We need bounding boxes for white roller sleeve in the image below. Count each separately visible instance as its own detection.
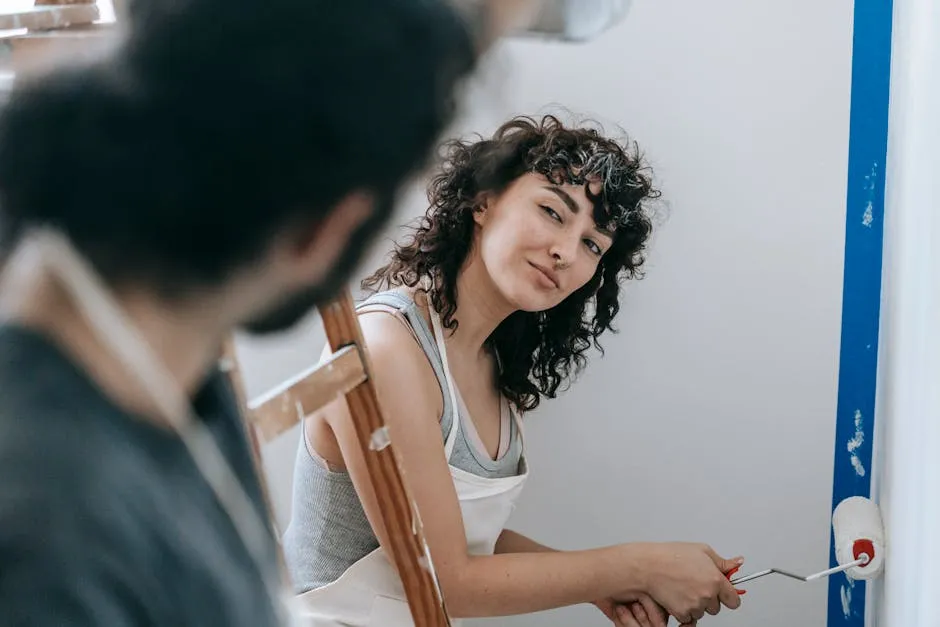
[832,496,886,580]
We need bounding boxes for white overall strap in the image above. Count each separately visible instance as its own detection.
[509,405,526,454]
[428,303,461,460]
[492,345,525,458]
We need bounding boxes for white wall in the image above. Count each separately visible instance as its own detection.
[235,2,858,625]
[871,0,940,625]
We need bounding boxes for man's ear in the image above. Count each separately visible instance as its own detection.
[284,190,376,285]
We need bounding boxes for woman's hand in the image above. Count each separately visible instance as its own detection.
[593,595,669,627]
[596,597,717,627]
[635,542,744,624]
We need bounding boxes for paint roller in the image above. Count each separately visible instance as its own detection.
[730,496,886,586]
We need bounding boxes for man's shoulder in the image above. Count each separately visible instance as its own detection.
[0,324,153,530]
[0,326,280,626]
[0,385,139,537]
[0,324,102,425]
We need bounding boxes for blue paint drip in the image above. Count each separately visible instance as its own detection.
[828,1,894,625]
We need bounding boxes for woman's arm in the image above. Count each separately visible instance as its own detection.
[320,312,741,621]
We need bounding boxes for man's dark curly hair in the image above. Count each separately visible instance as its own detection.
[0,0,474,296]
[363,114,660,412]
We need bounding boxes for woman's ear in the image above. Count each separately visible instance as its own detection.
[472,192,492,226]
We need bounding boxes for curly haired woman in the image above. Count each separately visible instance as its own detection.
[283,115,745,627]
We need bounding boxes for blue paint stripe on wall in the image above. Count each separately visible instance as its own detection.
[827,1,894,625]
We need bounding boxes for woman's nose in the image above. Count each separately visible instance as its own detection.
[549,233,580,267]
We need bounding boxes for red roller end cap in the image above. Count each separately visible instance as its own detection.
[853,539,875,566]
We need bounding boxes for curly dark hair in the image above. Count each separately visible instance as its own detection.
[363,114,660,412]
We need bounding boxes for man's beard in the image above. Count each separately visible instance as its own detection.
[240,198,392,336]
[239,274,345,335]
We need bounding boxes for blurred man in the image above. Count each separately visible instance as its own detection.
[0,1,476,624]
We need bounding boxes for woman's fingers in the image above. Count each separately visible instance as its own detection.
[705,596,721,616]
[637,595,668,627]
[615,604,644,627]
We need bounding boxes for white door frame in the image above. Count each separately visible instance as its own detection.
[870,0,940,625]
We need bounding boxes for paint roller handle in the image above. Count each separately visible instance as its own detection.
[723,565,747,596]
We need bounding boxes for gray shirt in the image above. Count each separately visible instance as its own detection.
[0,324,280,626]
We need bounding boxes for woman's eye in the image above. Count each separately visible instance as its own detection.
[540,205,562,222]
[584,239,602,255]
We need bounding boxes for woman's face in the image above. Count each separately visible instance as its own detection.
[474,172,613,312]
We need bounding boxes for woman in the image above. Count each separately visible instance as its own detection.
[283,115,744,627]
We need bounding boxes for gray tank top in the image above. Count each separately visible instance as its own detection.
[282,290,524,593]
